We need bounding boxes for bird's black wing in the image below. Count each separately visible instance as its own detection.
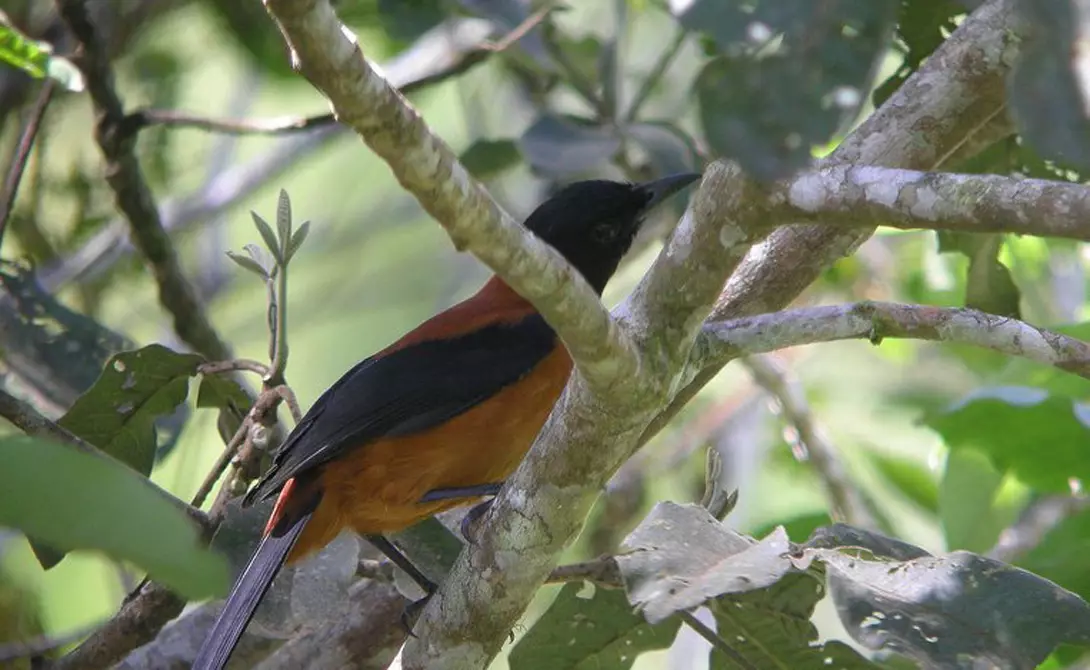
[245,314,556,504]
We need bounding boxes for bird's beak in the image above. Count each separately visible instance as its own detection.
[639,172,702,210]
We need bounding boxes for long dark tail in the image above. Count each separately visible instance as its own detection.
[192,499,318,670]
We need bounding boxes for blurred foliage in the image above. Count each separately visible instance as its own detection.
[0,0,1089,668]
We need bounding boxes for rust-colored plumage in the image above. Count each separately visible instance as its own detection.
[193,173,700,670]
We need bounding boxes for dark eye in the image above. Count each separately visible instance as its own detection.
[591,223,618,243]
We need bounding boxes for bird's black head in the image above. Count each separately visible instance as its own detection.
[522,173,701,293]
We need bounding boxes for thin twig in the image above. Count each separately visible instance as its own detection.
[56,0,232,362]
[0,80,55,249]
[677,610,757,670]
[743,355,878,529]
[121,109,334,137]
[988,494,1090,563]
[624,26,686,122]
[197,359,271,376]
[271,384,302,423]
[190,420,249,510]
[482,3,554,52]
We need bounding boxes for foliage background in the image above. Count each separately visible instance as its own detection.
[1,0,1087,667]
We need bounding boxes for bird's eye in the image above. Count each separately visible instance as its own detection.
[591,223,619,243]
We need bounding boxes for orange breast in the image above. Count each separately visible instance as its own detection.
[288,345,572,560]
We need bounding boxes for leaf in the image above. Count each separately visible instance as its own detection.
[1008,1,1090,170]
[937,232,1021,318]
[459,139,521,180]
[1017,505,1090,603]
[0,22,48,77]
[866,451,940,514]
[285,221,311,263]
[872,0,963,105]
[707,581,876,670]
[939,449,1026,553]
[623,122,701,178]
[226,250,269,278]
[251,212,282,265]
[804,524,931,561]
[808,548,1090,669]
[616,503,797,624]
[925,386,1090,493]
[0,262,133,408]
[686,0,898,180]
[518,114,621,175]
[509,582,681,670]
[0,436,229,599]
[196,375,253,413]
[275,189,292,253]
[58,344,203,477]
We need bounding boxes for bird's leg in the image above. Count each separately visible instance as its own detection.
[365,534,437,635]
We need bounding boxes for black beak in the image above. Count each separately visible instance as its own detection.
[639,172,702,210]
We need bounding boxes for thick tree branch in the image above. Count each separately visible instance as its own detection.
[263,0,639,389]
[643,0,1024,445]
[782,165,1090,241]
[696,302,1090,381]
[55,0,232,362]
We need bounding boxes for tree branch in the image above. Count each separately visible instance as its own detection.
[695,302,1090,381]
[642,0,1024,447]
[781,165,1090,241]
[263,0,639,390]
[54,0,232,362]
[0,79,54,250]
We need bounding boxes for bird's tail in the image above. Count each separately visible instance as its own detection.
[193,488,320,670]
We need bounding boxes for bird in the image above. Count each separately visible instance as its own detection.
[192,172,701,670]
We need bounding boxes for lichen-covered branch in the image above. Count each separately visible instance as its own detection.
[644,0,1024,445]
[696,302,1090,381]
[262,0,638,388]
[782,165,1090,241]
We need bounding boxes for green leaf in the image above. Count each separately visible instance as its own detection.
[867,451,940,513]
[707,579,876,669]
[58,344,203,476]
[196,375,253,413]
[0,436,229,599]
[226,250,269,278]
[809,547,1090,668]
[0,23,48,77]
[937,232,1021,318]
[1009,1,1090,170]
[939,449,1026,553]
[926,386,1090,493]
[1018,505,1090,603]
[459,139,521,180]
[275,189,292,253]
[518,114,621,175]
[251,212,282,265]
[0,23,83,91]
[285,221,311,263]
[509,582,681,669]
[686,0,898,180]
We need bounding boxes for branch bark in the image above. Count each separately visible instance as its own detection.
[263,0,638,390]
[696,302,1090,381]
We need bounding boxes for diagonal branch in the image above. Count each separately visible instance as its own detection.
[55,0,232,362]
[263,0,639,389]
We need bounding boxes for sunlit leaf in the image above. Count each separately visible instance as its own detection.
[0,436,229,599]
